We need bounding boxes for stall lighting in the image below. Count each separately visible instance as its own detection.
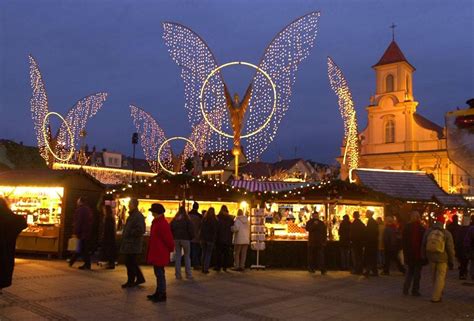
[0,186,64,198]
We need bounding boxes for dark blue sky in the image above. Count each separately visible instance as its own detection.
[1,0,472,164]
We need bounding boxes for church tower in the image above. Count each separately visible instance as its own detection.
[360,40,421,155]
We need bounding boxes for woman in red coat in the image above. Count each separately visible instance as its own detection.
[146,203,174,302]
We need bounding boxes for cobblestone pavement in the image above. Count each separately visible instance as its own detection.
[0,258,473,321]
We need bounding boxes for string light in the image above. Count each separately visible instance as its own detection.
[162,12,320,163]
[327,56,359,170]
[130,104,211,173]
[130,105,170,173]
[29,55,107,164]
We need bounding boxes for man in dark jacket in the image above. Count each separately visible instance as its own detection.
[457,216,470,280]
[338,215,351,271]
[215,205,234,271]
[402,211,425,296]
[0,197,27,292]
[189,202,203,269]
[350,211,365,275]
[120,198,146,288]
[382,216,405,275]
[364,210,379,277]
[306,212,327,274]
[69,197,94,270]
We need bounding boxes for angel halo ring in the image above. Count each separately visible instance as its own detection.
[157,136,197,175]
[199,61,277,139]
[42,112,75,162]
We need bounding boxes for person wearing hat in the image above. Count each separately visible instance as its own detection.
[147,203,174,302]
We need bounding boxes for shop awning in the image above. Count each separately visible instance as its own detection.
[352,169,469,208]
[230,180,311,192]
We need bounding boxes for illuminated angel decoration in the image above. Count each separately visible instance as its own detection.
[162,11,320,164]
[327,56,359,170]
[130,105,209,174]
[29,55,108,165]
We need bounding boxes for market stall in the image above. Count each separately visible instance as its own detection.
[109,174,253,232]
[0,169,104,256]
[256,180,392,268]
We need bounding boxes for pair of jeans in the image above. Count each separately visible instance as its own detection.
[308,246,326,272]
[70,239,91,268]
[174,239,192,278]
[215,243,231,270]
[153,266,166,295]
[383,250,405,274]
[351,244,364,274]
[340,246,351,270]
[201,241,214,272]
[364,246,378,275]
[430,262,447,301]
[124,254,145,284]
[190,242,202,268]
[233,244,248,269]
[403,263,422,294]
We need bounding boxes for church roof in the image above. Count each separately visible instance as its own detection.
[413,113,444,138]
[373,41,415,70]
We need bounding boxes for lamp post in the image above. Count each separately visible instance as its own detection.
[132,132,138,183]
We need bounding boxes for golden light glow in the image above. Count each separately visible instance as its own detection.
[157,136,197,175]
[52,162,156,176]
[327,56,359,171]
[42,112,75,162]
[199,61,277,139]
[0,186,64,198]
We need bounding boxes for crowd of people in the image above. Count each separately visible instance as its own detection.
[70,198,250,302]
[2,194,474,306]
[317,209,474,303]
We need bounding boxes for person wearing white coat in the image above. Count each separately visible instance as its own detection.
[232,209,250,271]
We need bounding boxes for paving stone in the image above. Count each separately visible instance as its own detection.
[1,258,473,321]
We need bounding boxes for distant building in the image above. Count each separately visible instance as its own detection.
[338,39,473,196]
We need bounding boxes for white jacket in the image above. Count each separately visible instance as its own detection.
[232,216,250,245]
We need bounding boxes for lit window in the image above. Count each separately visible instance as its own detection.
[386,74,394,92]
[385,120,395,143]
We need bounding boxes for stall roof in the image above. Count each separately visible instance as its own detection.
[0,169,103,188]
[230,180,312,192]
[111,174,250,203]
[267,179,392,205]
[352,169,469,207]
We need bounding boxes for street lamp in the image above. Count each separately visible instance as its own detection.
[132,132,139,183]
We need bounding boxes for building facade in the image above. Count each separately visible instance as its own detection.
[340,40,473,196]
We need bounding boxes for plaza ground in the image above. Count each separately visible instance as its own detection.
[0,258,473,321]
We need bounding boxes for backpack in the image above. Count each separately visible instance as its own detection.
[426,229,445,253]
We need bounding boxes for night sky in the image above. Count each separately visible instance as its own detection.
[0,0,472,164]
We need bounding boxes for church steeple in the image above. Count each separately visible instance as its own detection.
[373,40,415,70]
[372,40,415,105]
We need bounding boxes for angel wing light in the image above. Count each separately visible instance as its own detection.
[327,56,359,170]
[130,105,208,174]
[162,12,320,163]
[29,55,108,165]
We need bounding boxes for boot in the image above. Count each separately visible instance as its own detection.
[151,293,167,302]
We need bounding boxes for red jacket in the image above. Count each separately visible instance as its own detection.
[147,215,174,267]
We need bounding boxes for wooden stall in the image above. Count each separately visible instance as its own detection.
[0,169,104,256]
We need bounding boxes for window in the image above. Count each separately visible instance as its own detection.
[386,74,394,92]
[385,119,395,143]
[406,75,410,93]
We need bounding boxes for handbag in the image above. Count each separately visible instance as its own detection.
[67,236,80,252]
